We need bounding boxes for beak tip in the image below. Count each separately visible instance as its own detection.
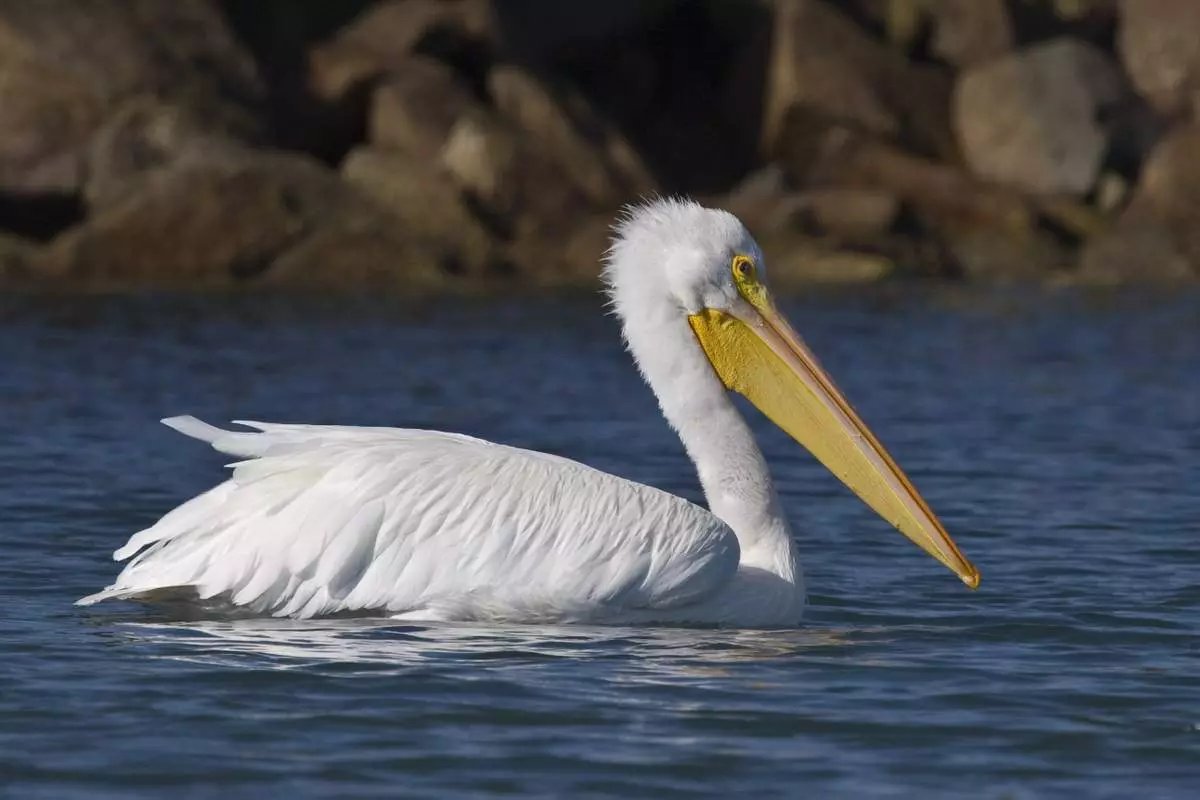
[959,569,981,590]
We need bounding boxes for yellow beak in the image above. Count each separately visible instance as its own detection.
[688,296,980,589]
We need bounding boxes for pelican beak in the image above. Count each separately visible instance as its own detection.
[688,293,980,589]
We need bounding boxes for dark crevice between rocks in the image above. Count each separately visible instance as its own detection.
[1006,0,1118,50]
[462,191,515,242]
[218,0,379,165]
[548,0,767,196]
[413,24,496,104]
[0,192,86,242]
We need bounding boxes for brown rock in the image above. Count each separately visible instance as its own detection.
[727,166,899,241]
[723,165,793,235]
[509,214,613,288]
[954,38,1127,195]
[759,233,894,286]
[437,82,647,273]
[762,0,956,160]
[1114,125,1200,271]
[942,230,1069,282]
[310,0,492,105]
[263,216,459,291]
[341,145,495,277]
[488,66,655,207]
[787,188,900,239]
[1077,218,1193,283]
[0,0,262,199]
[368,57,481,160]
[1118,0,1200,116]
[41,148,455,289]
[83,100,250,211]
[0,230,39,283]
[439,112,526,218]
[803,129,1035,238]
[925,0,1014,67]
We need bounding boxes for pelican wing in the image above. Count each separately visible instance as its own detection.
[78,417,739,621]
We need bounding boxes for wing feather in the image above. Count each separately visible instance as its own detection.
[79,417,739,621]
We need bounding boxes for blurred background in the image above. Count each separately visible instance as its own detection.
[2,0,1198,293]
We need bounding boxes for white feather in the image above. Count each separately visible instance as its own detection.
[79,199,808,626]
[80,420,744,622]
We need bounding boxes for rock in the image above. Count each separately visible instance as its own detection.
[723,165,791,235]
[368,57,481,160]
[801,128,1036,238]
[434,68,656,276]
[1074,124,1200,282]
[1118,0,1200,116]
[82,100,250,211]
[439,112,525,219]
[488,66,655,207]
[263,216,465,291]
[925,0,1014,67]
[1114,125,1200,270]
[759,233,894,286]
[728,166,899,240]
[942,230,1070,281]
[509,214,614,288]
[40,148,457,289]
[954,38,1127,195]
[309,0,492,106]
[341,145,495,277]
[763,0,956,161]
[787,188,900,239]
[0,0,262,199]
[1077,218,1193,283]
[0,230,39,283]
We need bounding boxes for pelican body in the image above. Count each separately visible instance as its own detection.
[79,199,978,626]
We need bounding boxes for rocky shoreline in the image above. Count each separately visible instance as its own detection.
[2,0,1198,293]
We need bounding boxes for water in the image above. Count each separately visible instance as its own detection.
[2,288,1198,798]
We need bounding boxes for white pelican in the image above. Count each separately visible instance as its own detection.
[79,198,978,626]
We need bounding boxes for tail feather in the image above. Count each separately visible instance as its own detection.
[162,415,271,459]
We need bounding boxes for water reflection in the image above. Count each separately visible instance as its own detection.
[115,617,858,675]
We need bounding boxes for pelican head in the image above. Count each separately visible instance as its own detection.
[604,198,979,589]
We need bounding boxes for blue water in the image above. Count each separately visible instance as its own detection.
[2,288,1198,798]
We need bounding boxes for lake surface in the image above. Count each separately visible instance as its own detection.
[1,287,1198,798]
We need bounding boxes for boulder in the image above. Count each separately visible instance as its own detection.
[1077,218,1193,283]
[1112,125,1200,272]
[954,38,1127,195]
[82,100,250,211]
[341,145,495,277]
[0,0,262,200]
[787,188,900,239]
[1073,124,1200,282]
[0,230,39,284]
[925,0,1014,67]
[507,213,615,288]
[942,230,1070,282]
[368,57,481,160]
[801,128,1036,238]
[727,169,899,240]
[1118,0,1200,117]
[762,0,956,161]
[723,165,792,235]
[40,147,459,289]
[309,0,492,106]
[487,66,655,208]
[439,111,527,220]
[759,233,894,286]
[432,68,656,279]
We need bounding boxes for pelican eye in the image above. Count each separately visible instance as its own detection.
[732,255,755,281]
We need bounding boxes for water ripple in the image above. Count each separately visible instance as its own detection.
[1,288,1199,798]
